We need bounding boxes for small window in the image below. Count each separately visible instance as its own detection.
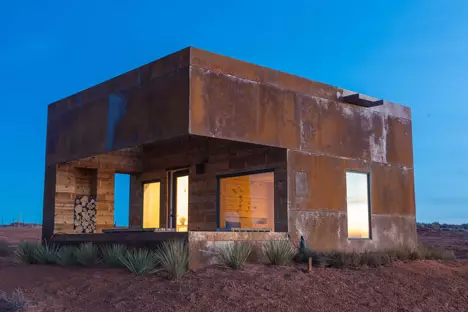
[143,182,161,228]
[218,171,274,230]
[346,171,371,239]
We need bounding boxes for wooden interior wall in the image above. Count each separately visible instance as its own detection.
[51,147,142,235]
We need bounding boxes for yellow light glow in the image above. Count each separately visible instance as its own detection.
[346,172,370,239]
[143,182,160,228]
[176,175,189,232]
[219,172,274,230]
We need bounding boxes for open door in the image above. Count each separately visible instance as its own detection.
[168,169,189,232]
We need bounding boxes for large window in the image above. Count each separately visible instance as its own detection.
[346,171,371,239]
[218,171,274,230]
[143,182,161,228]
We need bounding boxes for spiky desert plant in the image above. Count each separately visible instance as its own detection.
[56,246,78,266]
[156,240,189,279]
[262,240,297,265]
[15,241,41,264]
[216,242,251,269]
[101,244,127,267]
[120,248,159,275]
[0,288,31,311]
[75,243,101,266]
[34,241,59,264]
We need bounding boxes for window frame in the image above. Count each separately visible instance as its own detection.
[345,170,372,240]
[216,168,276,231]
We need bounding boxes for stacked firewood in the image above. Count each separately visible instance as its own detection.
[74,195,97,233]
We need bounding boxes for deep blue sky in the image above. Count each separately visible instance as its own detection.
[1,1,467,225]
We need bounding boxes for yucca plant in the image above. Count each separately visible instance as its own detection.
[101,244,127,267]
[216,242,251,269]
[75,243,101,266]
[35,241,59,264]
[56,246,78,266]
[15,241,42,264]
[262,240,297,265]
[156,240,189,279]
[120,248,159,275]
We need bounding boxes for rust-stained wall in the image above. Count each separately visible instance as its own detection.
[188,47,416,251]
[45,49,190,166]
[44,47,416,251]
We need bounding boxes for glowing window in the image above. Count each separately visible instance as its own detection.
[219,171,274,230]
[143,182,161,228]
[346,172,371,239]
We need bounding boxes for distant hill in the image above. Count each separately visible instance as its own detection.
[0,222,42,228]
[417,222,468,231]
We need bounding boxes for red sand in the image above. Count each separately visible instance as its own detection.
[1,227,467,312]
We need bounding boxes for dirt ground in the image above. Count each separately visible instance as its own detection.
[1,227,468,312]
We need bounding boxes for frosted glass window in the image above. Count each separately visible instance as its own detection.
[219,172,274,230]
[346,172,371,239]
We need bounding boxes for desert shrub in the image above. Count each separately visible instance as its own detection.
[0,288,31,312]
[0,240,10,257]
[35,242,59,265]
[417,246,456,261]
[101,244,127,267]
[56,246,78,266]
[156,240,189,279]
[75,243,101,266]
[262,240,297,265]
[328,251,361,269]
[15,241,42,264]
[216,242,251,269]
[120,248,159,275]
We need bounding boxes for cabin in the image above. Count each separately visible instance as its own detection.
[42,47,416,267]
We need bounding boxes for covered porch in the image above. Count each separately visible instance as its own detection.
[47,135,288,248]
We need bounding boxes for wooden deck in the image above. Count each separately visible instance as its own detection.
[51,230,188,248]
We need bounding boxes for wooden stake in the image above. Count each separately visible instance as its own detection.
[308,257,312,272]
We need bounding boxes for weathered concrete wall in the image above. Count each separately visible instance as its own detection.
[128,135,288,232]
[188,47,416,251]
[188,231,289,269]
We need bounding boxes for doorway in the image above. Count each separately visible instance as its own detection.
[167,169,189,232]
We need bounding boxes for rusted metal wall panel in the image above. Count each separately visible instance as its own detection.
[190,47,340,101]
[288,210,417,252]
[46,49,190,166]
[371,163,416,216]
[386,116,414,168]
[287,150,370,213]
[288,150,416,215]
[189,65,413,169]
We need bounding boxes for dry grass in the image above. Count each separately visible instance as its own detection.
[298,245,456,269]
[0,288,32,312]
